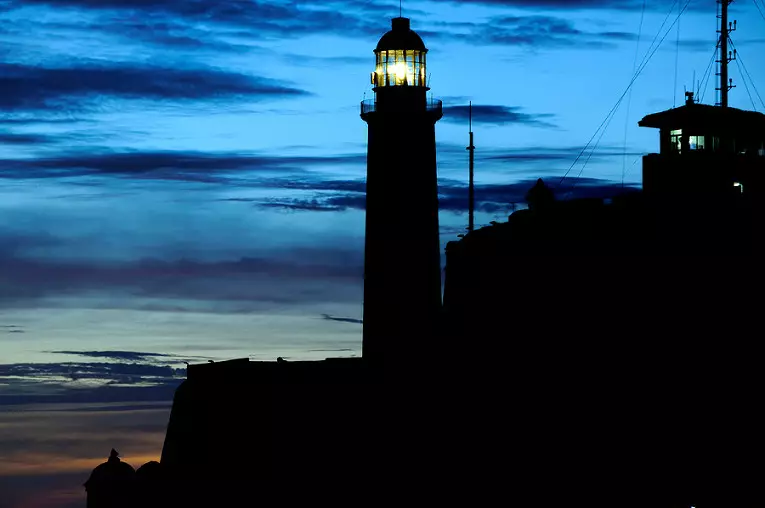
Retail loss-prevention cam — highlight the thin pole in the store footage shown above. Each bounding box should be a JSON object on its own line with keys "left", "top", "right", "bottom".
{"left": 673, "top": 15, "right": 680, "bottom": 107}
{"left": 721, "top": 0, "right": 729, "bottom": 107}
{"left": 400, "top": 0, "right": 402, "bottom": 17}
{"left": 467, "top": 102, "right": 475, "bottom": 233}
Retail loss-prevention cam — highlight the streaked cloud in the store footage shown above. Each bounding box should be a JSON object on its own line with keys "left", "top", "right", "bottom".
{"left": 0, "top": 62, "right": 308, "bottom": 113}
{"left": 443, "top": 105, "right": 557, "bottom": 127}
{"left": 321, "top": 314, "right": 363, "bottom": 325}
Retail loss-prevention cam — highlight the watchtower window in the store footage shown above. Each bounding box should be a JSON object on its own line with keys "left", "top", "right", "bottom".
{"left": 689, "top": 135, "right": 705, "bottom": 151}
{"left": 670, "top": 129, "right": 682, "bottom": 153}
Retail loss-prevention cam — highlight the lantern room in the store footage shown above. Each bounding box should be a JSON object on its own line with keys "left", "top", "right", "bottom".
{"left": 371, "top": 17, "right": 428, "bottom": 89}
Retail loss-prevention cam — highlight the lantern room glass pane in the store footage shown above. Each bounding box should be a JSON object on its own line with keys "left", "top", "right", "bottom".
{"left": 374, "top": 49, "right": 426, "bottom": 87}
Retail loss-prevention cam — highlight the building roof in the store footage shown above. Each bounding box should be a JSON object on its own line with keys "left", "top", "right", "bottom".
{"left": 639, "top": 103, "right": 765, "bottom": 131}
{"left": 376, "top": 17, "right": 427, "bottom": 52}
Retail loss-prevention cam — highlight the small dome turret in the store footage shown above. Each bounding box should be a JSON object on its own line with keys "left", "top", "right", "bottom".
{"left": 84, "top": 449, "right": 136, "bottom": 508}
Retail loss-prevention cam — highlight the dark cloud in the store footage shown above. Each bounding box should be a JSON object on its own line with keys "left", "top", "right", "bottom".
{"left": 0, "top": 242, "right": 364, "bottom": 311}
{"left": 13, "top": 0, "right": 388, "bottom": 38}
{"left": 0, "top": 362, "right": 184, "bottom": 381}
{"left": 0, "top": 378, "right": 181, "bottom": 406}
{"left": 0, "top": 61, "right": 308, "bottom": 112}
{"left": 466, "top": 144, "right": 647, "bottom": 163}
{"left": 253, "top": 174, "right": 639, "bottom": 215}
{"left": 0, "top": 150, "right": 365, "bottom": 181}
{"left": 321, "top": 314, "right": 363, "bottom": 325}
{"left": 261, "top": 194, "right": 367, "bottom": 213}
{"left": 439, "top": 177, "right": 640, "bottom": 213}
{"left": 426, "top": 14, "right": 639, "bottom": 48}
{"left": 439, "top": 0, "right": 665, "bottom": 9}
{"left": 442, "top": 105, "right": 557, "bottom": 127}
{"left": 0, "top": 361, "right": 185, "bottom": 406}
{"left": 0, "top": 130, "right": 55, "bottom": 145}
{"left": 48, "top": 350, "right": 175, "bottom": 361}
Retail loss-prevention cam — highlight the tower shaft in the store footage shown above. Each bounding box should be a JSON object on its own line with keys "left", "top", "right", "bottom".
{"left": 361, "top": 87, "right": 443, "bottom": 368}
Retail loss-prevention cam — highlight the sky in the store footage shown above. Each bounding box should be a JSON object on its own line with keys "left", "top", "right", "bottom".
{"left": 1, "top": 0, "right": 764, "bottom": 505}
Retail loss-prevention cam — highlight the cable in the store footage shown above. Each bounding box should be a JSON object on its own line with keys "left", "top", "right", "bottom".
{"left": 735, "top": 56, "right": 758, "bottom": 110}
{"left": 698, "top": 43, "right": 719, "bottom": 103}
{"left": 562, "top": 0, "right": 692, "bottom": 190}
{"left": 568, "top": 0, "right": 690, "bottom": 189}
{"left": 753, "top": 0, "right": 765, "bottom": 24}
{"left": 560, "top": 0, "right": 682, "bottom": 185}
{"left": 729, "top": 38, "right": 765, "bottom": 109}
{"left": 623, "top": 0, "right": 647, "bottom": 189}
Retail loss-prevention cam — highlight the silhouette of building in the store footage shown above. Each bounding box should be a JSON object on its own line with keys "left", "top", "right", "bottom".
{"left": 440, "top": 10, "right": 763, "bottom": 502}
{"left": 641, "top": 91, "right": 765, "bottom": 201}
{"left": 361, "top": 16, "right": 443, "bottom": 367}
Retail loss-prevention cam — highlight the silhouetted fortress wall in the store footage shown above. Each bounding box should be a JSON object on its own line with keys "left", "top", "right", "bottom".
{"left": 441, "top": 191, "right": 764, "bottom": 507}
{"left": 150, "top": 192, "right": 765, "bottom": 508}
{"left": 160, "top": 358, "right": 380, "bottom": 505}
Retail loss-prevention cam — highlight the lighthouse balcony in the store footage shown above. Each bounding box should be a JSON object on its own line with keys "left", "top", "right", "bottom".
{"left": 360, "top": 98, "right": 442, "bottom": 117}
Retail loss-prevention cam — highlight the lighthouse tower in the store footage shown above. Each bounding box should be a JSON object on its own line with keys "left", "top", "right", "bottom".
{"left": 360, "top": 17, "right": 443, "bottom": 368}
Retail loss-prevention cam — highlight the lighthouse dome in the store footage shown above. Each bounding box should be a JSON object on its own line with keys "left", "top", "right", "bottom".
{"left": 376, "top": 17, "right": 427, "bottom": 52}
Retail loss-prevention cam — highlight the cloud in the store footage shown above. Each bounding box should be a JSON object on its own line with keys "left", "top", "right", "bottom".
{"left": 0, "top": 362, "right": 184, "bottom": 383}
{"left": 47, "top": 351, "right": 175, "bottom": 362}
{"left": 0, "top": 131, "right": 56, "bottom": 145}
{"left": 0, "top": 150, "right": 365, "bottom": 181}
{"left": 0, "top": 61, "right": 309, "bottom": 112}
{"left": 438, "top": 0, "right": 665, "bottom": 10}
{"left": 252, "top": 174, "right": 639, "bottom": 215}
{"left": 321, "top": 314, "right": 363, "bottom": 325}
{"left": 261, "top": 195, "right": 367, "bottom": 213}
{"left": 442, "top": 105, "right": 557, "bottom": 127}
{"left": 427, "top": 14, "right": 639, "bottom": 49}
{"left": 0, "top": 244, "right": 364, "bottom": 311}
{"left": 11, "top": 0, "right": 388, "bottom": 39}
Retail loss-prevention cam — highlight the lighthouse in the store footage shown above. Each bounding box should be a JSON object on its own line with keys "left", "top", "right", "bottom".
{"left": 360, "top": 17, "right": 443, "bottom": 368}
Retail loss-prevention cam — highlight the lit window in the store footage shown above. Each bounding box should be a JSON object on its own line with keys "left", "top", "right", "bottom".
{"left": 689, "top": 135, "right": 705, "bottom": 151}
{"left": 670, "top": 129, "right": 682, "bottom": 153}
{"left": 374, "top": 49, "right": 426, "bottom": 88}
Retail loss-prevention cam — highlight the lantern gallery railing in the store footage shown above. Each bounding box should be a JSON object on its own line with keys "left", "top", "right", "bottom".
{"left": 360, "top": 99, "right": 443, "bottom": 116}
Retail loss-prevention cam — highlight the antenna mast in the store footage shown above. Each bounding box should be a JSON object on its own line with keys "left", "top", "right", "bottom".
{"left": 717, "top": 0, "right": 737, "bottom": 108}
{"left": 467, "top": 102, "right": 475, "bottom": 233}
{"left": 400, "top": 0, "right": 402, "bottom": 18}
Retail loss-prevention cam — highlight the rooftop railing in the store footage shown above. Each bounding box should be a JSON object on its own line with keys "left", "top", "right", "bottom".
{"left": 360, "top": 98, "right": 443, "bottom": 116}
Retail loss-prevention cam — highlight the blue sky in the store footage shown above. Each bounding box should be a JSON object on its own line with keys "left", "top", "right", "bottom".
{"left": 1, "top": 0, "right": 764, "bottom": 505}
